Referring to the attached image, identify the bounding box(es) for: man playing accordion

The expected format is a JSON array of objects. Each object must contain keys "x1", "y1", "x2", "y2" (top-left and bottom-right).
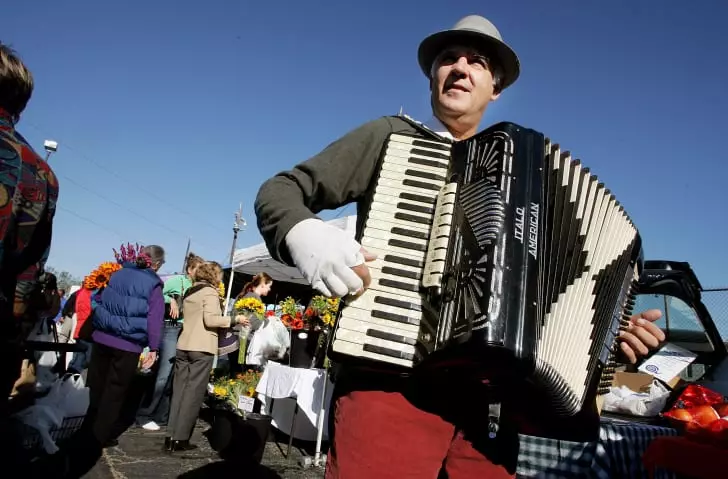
[{"x1": 255, "y1": 14, "x2": 665, "y2": 479}]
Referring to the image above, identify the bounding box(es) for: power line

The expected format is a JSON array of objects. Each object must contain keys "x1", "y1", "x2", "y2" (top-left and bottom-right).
[
  {"x1": 56, "y1": 205, "x2": 129, "y2": 240},
  {"x1": 56, "y1": 173, "x2": 217, "y2": 253},
  {"x1": 25, "y1": 121, "x2": 228, "y2": 234}
]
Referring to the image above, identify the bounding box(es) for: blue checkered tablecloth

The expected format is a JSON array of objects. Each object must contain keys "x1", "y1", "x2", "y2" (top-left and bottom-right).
[{"x1": 517, "y1": 420, "x2": 678, "y2": 478}]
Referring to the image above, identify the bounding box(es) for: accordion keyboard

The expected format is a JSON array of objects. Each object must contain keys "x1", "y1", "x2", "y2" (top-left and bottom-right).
[{"x1": 331, "y1": 133, "x2": 452, "y2": 368}]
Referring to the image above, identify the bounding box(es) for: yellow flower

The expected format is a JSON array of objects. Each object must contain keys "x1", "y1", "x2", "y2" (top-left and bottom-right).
[
  {"x1": 218, "y1": 282, "x2": 225, "y2": 298},
  {"x1": 213, "y1": 386, "x2": 227, "y2": 397},
  {"x1": 235, "y1": 297, "x2": 265, "y2": 316},
  {"x1": 247, "y1": 386, "x2": 256, "y2": 397}
]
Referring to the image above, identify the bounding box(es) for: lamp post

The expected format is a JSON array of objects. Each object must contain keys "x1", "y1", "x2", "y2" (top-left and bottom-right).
[
  {"x1": 43, "y1": 140, "x2": 58, "y2": 161},
  {"x1": 224, "y1": 204, "x2": 246, "y2": 313}
]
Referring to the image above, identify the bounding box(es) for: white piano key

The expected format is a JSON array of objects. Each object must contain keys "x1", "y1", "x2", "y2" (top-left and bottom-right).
[
  {"x1": 387, "y1": 140, "x2": 452, "y2": 159},
  {"x1": 378, "y1": 169, "x2": 444, "y2": 191},
  {"x1": 340, "y1": 306, "x2": 421, "y2": 335},
  {"x1": 365, "y1": 210, "x2": 433, "y2": 234},
  {"x1": 375, "y1": 177, "x2": 442, "y2": 196},
  {"x1": 337, "y1": 315, "x2": 420, "y2": 340},
  {"x1": 334, "y1": 328, "x2": 417, "y2": 355},
  {"x1": 372, "y1": 185, "x2": 439, "y2": 204},
  {"x1": 367, "y1": 257, "x2": 423, "y2": 276},
  {"x1": 346, "y1": 287, "x2": 424, "y2": 311},
  {"x1": 362, "y1": 227, "x2": 428, "y2": 252},
  {"x1": 367, "y1": 276, "x2": 421, "y2": 300},
  {"x1": 363, "y1": 218, "x2": 430, "y2": 237},
  {"x1": 331, "y1": 340, "x2": 414, "y2": 368},
  {"x1": 369, "y1": 199, "x2": 432, "y2": 221},
  {"x1": 361, "y1": 236, "x2": 427, "y2": 262},
  {"x1": 389, "y1": 133, "x2": 452, "y2": 150},
  {"x1": 381, "y1": 154, "x2": 449, "y2": 175}
]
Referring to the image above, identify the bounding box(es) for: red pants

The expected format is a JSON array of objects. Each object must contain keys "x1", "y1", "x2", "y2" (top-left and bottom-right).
[{"x1": 325, "y1": 387, "x2": 516, "y2": 479}]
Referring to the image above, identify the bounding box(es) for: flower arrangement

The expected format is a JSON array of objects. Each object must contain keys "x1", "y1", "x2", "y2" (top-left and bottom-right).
[
  {"x1": 82, "y1": 262, "x2": 122, "y2": 290},
  {"x1": 211, "y1": 369, "x2": 262, "y2": 416},
  {"x1": 305, "y1": 295, "x2": 341, "y2": 328},
  {"x1": 218, "y1": 282, "x2": 225, "y2": 299},
  {"x1": 234, "y1": 296, "x2": 266, "y2": 319},
  {"x1": 279, "y1": 296, "x2": 305, "y2": 330},
  {"x1": 113, "y1": 242, "x2": 151, "y2": 267}
]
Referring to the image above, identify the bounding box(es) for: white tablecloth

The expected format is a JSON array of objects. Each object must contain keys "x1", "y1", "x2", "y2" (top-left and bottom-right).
[{"x1": 255, "y1": 362, "x2": 334, "y2": 442}]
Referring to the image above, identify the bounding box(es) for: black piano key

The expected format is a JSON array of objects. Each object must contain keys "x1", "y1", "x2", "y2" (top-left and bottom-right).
[
  {"x1": 403, "y1": 179, "x2": 441, "y2": 191},
  {"x1": 405, "y1": 169, "x2": 447, "y2": 182},
  {"x1": 379, "y1": 278, "x2": 419, "y2": 292},
  {"x1": 372, "y1": 309, "x2": 420, "y2": 325},
  {"x1": 399, "y1": 192, "x2": 436, "y2": 205},
  {"x1": 394, "y1": 212, "x2": 431, "y2": 225},
  {"x1": 366, "y1": 328, "x2": 417, "y2": 346},
  {"x1": 363, "y1": 343, "x2": 415, "y2": 361},
  {"x1": 374, "y1": 295, "x2": 421, "y2": 311},
  {"x1": 407, "y1": 156, "x2": 448, "y2": 170},
  {"x1": 411, "y1": 139, "x2": 450, "y2": 152},
  {"x1": 381, "y1": 266, "x2": 421, "y2": 280},
  {"x1": 396, "y1": 202, "x2": 434, "y2": 215},
  {"x1": 390, "y1": 227, "x2": 428, "y2": 240},
  {"x1": 410, "y1": 147, "x2": 449, "y2": 160},
  {"x1": 388, "y1": 238, "x2": 426, "y2": 252},
  {"x1": 383, "y1": 254, "x2": 423, "y2": 269}
]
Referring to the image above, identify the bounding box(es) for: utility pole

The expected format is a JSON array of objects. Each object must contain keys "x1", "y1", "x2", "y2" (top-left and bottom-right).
[
  {"x1": 181, "y1": 238, "x2": 191, "y2": 274},
  {"x1": 224, "y1": 203, "x2": 246, "y2": 313},
  {"x1": 228, "y1": 203, "x2": 246, "y2": 266}
]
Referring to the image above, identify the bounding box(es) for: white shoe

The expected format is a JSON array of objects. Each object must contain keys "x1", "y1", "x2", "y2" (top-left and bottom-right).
[{"x1": 142, "y1": 421, "x2": 160, "y2": 431}]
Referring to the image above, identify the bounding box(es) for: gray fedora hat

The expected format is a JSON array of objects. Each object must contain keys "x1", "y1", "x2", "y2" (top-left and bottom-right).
[{"x1": 418, "y1": 15, "x2": 520, "y2": 90}]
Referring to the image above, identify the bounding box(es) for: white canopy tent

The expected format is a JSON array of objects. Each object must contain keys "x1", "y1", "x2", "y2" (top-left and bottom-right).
[{"x1": 229, "y1": 215, "x2": 358, "y2": 286}]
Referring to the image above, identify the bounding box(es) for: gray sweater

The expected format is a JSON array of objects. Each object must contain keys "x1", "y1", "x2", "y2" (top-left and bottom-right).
[{"x1": 254, "y1": 115, "x2": 422, "y2": 266}]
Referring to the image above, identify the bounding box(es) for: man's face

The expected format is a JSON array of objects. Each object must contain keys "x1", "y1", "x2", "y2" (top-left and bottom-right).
[{"x1": 430, "y1": 46, "x2": 500, "y2": 122}]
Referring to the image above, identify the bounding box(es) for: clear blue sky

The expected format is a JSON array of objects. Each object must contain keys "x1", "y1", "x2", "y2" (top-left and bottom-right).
[{"x1": 5, "y1": 1, "x2": 727, "y2": 288}]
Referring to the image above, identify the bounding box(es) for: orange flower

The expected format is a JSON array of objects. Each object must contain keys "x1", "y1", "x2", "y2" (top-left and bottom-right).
[{"x1": 83, "y1": 262, "x2": 122, "y2": 290}]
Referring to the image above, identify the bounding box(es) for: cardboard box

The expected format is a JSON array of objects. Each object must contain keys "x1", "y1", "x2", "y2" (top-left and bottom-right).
[{"x1": 612, "y1": 371, "x2": 682, "y2": 393}]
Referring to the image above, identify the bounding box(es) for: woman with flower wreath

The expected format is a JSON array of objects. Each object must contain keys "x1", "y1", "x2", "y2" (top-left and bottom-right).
[
  {"x1": 84, "y1": 244, "x2": 166, "y2": 449},
  {"x1": 166, "y1": 261, "x2": 248, "y2": 452},
  {"x1": 217, "y1": 272, "x2": 273, "y2": 373}
]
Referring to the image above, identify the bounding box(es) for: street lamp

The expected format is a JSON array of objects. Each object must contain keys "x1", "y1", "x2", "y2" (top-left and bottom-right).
[
  {"x1": 43, "y1": 140, "x2": 58, "y2": 161},
  {"x1": 224, "y1": 204, "x2": 247, "y2": 313}
]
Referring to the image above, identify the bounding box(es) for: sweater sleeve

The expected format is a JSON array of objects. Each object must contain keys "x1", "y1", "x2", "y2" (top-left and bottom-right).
[
  {"x1": 202, "y1": 289, "x2": 232, "y2": 329},
  {"x1": 254, "y1": 116, "x2": 399, "y2": 265},
  {"x1": 146, "y1": 285, "x2": 164, "y2": 350},
  {"x1": 162, "y1": 275, "x2": 183, "y2": 304}
]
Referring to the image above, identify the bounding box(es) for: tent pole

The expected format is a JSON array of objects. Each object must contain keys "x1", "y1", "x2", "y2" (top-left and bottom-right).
[{"x1": 224, "y1": 267, "x2": 236, "y2": 314}]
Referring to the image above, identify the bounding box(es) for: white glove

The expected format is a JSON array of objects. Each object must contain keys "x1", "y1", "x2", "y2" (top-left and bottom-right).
[{"x1": 285, "y1": 218, "x2": 365, "y2": 297}]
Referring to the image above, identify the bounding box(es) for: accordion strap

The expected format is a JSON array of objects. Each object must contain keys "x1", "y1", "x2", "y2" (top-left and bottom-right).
[{"x1": 395, "y1": 113, "x2": 453, "y2": 143}]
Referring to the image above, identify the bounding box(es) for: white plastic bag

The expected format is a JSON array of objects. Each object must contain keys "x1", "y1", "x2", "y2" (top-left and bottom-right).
[
  {"x1": 246, "y1": 316, "x2": 291, "y2": 366},
  {"x1": 14, "y1": 374, "x2": 89, "y2": 454},
  {"x1": 36, "y1": 374, "x2": 89, "y2": 418},
  {"x1": 60, "y1": 374, "x2": 90, "y2": 417},
  {"x1": 14, "y1": 405, "x2": 64, "y2": 454},
  {"x1": 602, "y1": 380, "x2": 671, "y2": 416},
  {"x1": 27, "y1": 319, "x2": 59, "y2": 390}
]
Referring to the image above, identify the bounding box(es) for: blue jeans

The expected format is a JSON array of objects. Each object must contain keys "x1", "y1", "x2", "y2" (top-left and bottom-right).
[{"x1": 136, "y1": 323, "x2": 180, "y2": 425}]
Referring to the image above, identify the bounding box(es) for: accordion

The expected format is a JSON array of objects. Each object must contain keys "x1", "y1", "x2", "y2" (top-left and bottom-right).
[{"x1": 329, "y1": 119, "x2": 643, "y2": 416}]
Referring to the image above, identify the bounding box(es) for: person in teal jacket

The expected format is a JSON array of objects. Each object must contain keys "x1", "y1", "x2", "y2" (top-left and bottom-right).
[{"x1": 136, "y1": 253, "x2": 204, "y2": 431}]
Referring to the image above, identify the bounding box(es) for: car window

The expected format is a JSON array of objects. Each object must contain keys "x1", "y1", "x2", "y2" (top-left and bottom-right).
[{"x1": 634, "y1": 293, "x2": 713, "y2": 381}]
